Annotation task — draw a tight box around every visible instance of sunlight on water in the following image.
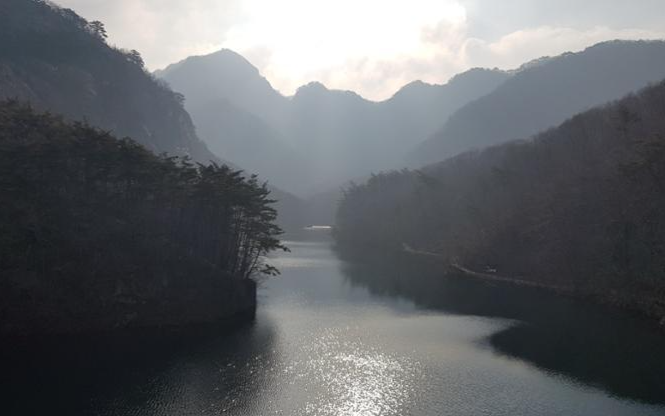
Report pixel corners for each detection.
[268,255,338,269]
[300,330,418,416]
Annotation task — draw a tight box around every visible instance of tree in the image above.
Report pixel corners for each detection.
[0,101,288,332]
[126,49,145,68]
[87,20,107,40]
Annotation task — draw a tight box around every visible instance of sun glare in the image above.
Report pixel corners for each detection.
[224,0,467,96]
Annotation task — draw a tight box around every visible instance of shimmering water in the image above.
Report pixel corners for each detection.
[3,235,665,415]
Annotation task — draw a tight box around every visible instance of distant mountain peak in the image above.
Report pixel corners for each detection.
[448,67,506,82]
[293,81,370,103]
[296,81,329,94]
[510,55,555,73]
[391,68,509,101]
[391,80,433,96]
[206,49,260,74]
[157,48,261,79]
[158,46,289,131]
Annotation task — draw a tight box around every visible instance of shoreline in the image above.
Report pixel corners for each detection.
[400,243,665,330]
[0,306,257,345]
[1,278,257,338]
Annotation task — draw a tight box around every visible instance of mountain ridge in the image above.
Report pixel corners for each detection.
[159,51,510,195]
[413,39,665,164]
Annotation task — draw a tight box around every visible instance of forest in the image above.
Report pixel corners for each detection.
[335,81,665,320]
[0,101,285,334]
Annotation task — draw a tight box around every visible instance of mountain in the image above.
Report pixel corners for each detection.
[283,70,510,195]
[413,40,665,164]
[159,50,310,193]
[285,82,382,191]
[185,97,313,193]
[382,69,512,150]
[336,79,665,320]
[0,0,216,162]
[157,49,289,126]
[0,0,305,230]
[159,52,509,195]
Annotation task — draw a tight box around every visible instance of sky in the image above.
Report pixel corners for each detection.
[56,0,665,101]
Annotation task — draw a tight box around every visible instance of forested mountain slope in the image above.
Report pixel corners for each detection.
[0,101,285,334]
[0,0,215,162]
[336,80,665,320]
[413,40,665,165]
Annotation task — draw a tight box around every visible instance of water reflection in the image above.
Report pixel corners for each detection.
[273,327,421,416]
[339,253,665,405]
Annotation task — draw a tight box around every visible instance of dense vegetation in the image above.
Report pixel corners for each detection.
[0,101,285,334]
[336,81,665,320]
[0,0,215,162]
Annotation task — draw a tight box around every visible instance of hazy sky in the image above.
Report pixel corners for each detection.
[56,0,665,100]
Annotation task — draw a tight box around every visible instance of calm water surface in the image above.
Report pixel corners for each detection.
[3,233,665,415]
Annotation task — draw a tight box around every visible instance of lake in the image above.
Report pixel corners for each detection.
[3,233,665,415]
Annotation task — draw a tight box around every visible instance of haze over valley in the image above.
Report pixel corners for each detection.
[155,40,665,201]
